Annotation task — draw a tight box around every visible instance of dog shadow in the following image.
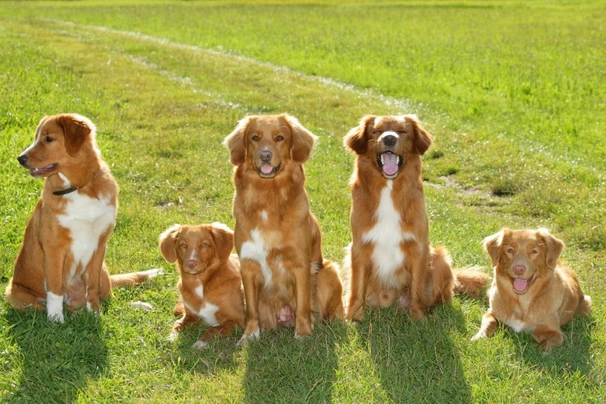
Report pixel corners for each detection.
[241,322,347,403]
[356,304,472,402]
[3,308,109,403]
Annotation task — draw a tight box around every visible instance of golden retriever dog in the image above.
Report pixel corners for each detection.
[5,113,160,322]
[223,113,343,346]
[343,115,489,322]
[159,223,245,349]
[472,228,592,350]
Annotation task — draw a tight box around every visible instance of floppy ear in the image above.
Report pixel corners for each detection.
[344,115,375,155]
[210,222,234,262]
[537,228,564,269]
[283,114,317,164]
[482,228,511,267]
[57,114,95,157]
[405,114,432,155]
[159,224,181,263]
[223,117,251,166]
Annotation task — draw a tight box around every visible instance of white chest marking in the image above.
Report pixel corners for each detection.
[362,181,416,282]
[239,228,273,287]
[505,317,528,333]
[184,297,220,326]
[57,176,116,281]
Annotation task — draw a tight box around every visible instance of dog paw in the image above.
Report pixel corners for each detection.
[470,332,486,341]
[237,331,260,347]
[168,332,179,342]
[192,340,208,350]
[131,301,154,311]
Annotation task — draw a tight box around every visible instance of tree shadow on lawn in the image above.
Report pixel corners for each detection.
[4,308,108,403]
[357,304,472,403]
[242,322,346,403]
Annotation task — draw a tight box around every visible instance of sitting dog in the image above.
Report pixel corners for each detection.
[159,223,245,349]
[472,228,592,350]
[5,113,159,322]
[343,115,489,322]
[223,113,344,346]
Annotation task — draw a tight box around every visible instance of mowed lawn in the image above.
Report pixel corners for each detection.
[0,1,604,402]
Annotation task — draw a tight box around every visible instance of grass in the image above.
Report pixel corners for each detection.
[0,0,604,402]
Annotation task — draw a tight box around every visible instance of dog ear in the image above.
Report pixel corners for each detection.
[56,114,95,157]
[159,224,181,263]
[482,228,511,267]
[405,115,433,155]
[283,114,317,164]
[537,228,564,269]
[344,115,375,155]
[223,117,250,166]
[210,222,234,262]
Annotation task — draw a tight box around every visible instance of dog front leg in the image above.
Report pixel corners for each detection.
[409,248,428,320]
[238,259,262,347]
[346,246,368,323]
[43,250,65,323]
[291,262,312,339]
[532,317,564,350]
[193,320,239,350]
[83,236,109,313]
[471,311,499,340]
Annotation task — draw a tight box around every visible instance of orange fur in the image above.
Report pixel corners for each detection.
[343,115,488,322]
[5,114,158,322]
[472,228,591,350]
[223,114,343,346]
[159,223,245,349]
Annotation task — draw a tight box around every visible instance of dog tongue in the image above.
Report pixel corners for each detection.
[382,153,399,176]
[261,164,274,175]
[513,278,528,292]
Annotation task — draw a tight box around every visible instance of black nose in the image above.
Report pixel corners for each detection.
[259,149,272,162]
[382,135,398,147]
[17,154,28,166]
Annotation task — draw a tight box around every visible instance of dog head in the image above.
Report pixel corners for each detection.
[344,115,432,179]
[159,223,234,276]
[17,114,98,178]
[482,228,564,294]
[223,113,317,178]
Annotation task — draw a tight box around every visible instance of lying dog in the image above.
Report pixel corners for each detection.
[343,115,488,322]
[6,113,159,322]
[472,228,592,350]
[223,113,343,346]
[159,223,245,349]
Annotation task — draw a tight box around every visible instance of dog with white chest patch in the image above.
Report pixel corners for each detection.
[159,223,245,349]
[5,113,159,322]
[223,113,344,346]
[343,115,489,322]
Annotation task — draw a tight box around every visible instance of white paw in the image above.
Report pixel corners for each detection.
[144,268,164,278]
[471,332,486,341]
[192,340,208,350]
[131,301,154,311]
[46,292,65,323]
[237,330,260,347]
[168,332,179,342]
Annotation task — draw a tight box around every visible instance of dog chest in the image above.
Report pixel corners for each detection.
[184,285,220,326]
[361,182,416,281]
[57,192,116,271]
[240,228,288,289]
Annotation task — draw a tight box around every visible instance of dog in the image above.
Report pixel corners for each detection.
[159,223,245,349]
[343,115,489,322]
[5,113,159,322]
[472,228,592,350]
[223,113,344,346]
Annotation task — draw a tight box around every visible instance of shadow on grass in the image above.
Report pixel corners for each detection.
[242,322,347,403]
[4,308,108,403]
[357,304,472,402]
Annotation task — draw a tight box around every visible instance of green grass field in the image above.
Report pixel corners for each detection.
[1,1,604,402]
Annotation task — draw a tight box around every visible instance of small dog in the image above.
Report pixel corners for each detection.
[159,223,245,349]
[223,113,343,346]
[5,113,159,322]
[343,115,488,322]
[472,228,592,350]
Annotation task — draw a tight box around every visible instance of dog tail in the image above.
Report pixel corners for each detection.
[452,266,490,299]
[110,268,163,287]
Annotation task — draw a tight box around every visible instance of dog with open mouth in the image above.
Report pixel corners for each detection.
[472,228,592,350]
[343,114,489,322]
[5,113,160,322]
[223,113,344,346]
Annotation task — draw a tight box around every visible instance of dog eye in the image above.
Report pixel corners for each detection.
[276,135,284,141]
[200,242,208,248]
[179,242,187,249]
[251,135,260,142]
[530,249,539,255]
[372,130,381,136]
[45,136,54,143]
[506,247,515,254]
